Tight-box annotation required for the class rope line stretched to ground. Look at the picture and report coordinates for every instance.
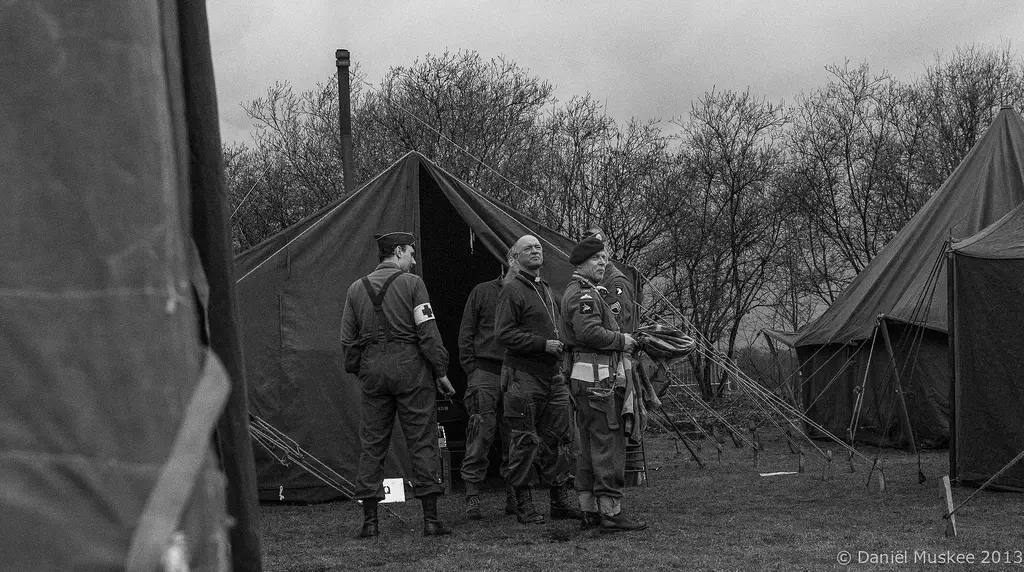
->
[249,414,405,522]
[639,280,874,464]
[945,448,1024,519]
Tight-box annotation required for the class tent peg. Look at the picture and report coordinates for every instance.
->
[941,475,958,537]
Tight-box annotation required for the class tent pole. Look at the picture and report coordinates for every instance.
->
[947,249,957,484]
[847,322,879,444]
[878,316,918,454]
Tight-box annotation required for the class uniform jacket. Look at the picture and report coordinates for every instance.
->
[560,273,626,352]
[602,263,639,334]
[494,270,560,377]
[560,273,627,384]
[458,277,506,375]
[340,261,449,377]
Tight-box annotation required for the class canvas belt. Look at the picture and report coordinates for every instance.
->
[361,270,403,344]
[569,349,619,384]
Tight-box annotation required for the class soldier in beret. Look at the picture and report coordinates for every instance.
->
[581,227,640,335]
[340,231,456,538]
[560,235,647,533]
[583,227,646,484]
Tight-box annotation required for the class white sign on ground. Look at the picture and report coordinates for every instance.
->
[381,478,406,503]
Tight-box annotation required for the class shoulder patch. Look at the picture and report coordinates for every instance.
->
[580,293,593,300]
[580,301,594,315]
[413,302,435,325]
[615,286,623,296]
[610,301,622,315]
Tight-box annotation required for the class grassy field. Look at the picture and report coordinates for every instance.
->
[259,430,1024,571]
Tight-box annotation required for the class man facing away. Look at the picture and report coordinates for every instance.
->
[340,231,456,538]
[560,235,647,532]
[457,247,519,520]
[494,235,581,524]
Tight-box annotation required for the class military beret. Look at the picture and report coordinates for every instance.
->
[374,231,415,250]
[570,236,605,265]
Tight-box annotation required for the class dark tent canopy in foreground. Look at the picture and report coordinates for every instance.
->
[950,200,1024,490]
[767,107,1024,448]
[235,151,581,502]
[2,1,263,569]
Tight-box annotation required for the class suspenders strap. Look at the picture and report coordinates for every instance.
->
[360,270,404,343]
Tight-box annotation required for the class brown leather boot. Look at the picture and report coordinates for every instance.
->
[358,499,379,538]
[422,494,452,536]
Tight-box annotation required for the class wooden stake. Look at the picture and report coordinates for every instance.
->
[876,468,886,492]
[712,425,726,444]
[749,421,760,466]
[798,450,806,473]
[786,427,800,454]
[730,429,743,448]
[848,450,856,473]
[824,450,833,481]
[941,475,957,537]
[749,420,762,450]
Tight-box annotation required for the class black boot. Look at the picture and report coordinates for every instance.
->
[515,487,545,524]
[599,512,648,533]
[580,511,601,529]
[358,499,379,538]
[464,494,483,521]
[504,484,517,515]
[422,494,452,536]
[549,484,582,520]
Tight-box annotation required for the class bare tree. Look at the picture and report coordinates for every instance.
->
[361,50,554,194]
[660,88,788,399]
[223,69,379,251]
[783,62,927,301]
[913,43,1024,189]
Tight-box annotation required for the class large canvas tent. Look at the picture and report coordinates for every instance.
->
[949,200,1024,490]
[1,0,261,569]
[236,151,581,502]
[767,107,1024,448]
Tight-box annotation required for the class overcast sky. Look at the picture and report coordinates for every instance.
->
[208,1,1023,146]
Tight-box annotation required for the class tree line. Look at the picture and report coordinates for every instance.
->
[224,45,1024,398]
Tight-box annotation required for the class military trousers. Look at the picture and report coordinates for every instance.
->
[571,379,626,501]
[501,366,574,489]
[354,343,444,500]
[459,369,506,490]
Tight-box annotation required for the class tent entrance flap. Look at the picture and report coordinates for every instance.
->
[418,167,506,399]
